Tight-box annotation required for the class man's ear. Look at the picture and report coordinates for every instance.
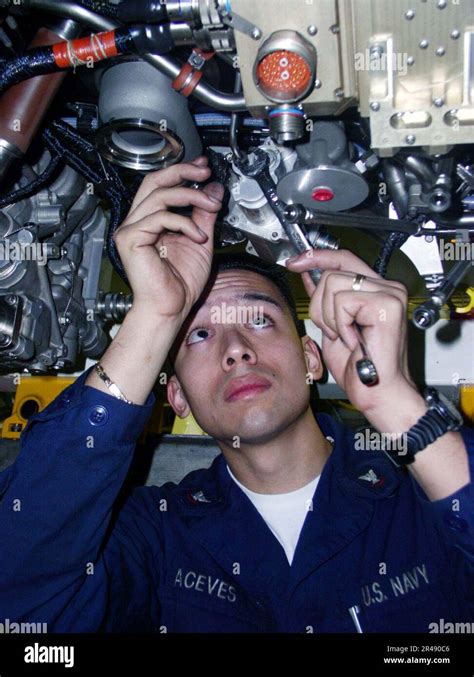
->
[301,335,324,381]
[167,375,191,418]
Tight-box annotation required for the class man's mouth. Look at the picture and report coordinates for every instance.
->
[224,375,272,402]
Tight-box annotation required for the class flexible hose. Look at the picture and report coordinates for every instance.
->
[0,24,174,95]
[26,0,247,111]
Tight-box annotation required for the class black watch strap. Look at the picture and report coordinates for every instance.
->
[405,408,449,457]
[382,390,463,467]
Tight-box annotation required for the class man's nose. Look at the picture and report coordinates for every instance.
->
[221,330,257,370]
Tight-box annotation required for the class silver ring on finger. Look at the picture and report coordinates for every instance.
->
[351,273,366,291]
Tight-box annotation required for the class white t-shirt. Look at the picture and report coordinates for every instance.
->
[227,465,320,565]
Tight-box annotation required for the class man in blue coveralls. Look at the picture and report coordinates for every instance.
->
[0,157,472,633]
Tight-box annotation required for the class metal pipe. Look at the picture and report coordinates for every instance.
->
[383,160,408,218]
[29,0,247,111]
[404,155,437,191]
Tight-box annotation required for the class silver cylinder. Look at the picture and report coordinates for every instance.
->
[97,60,202,171]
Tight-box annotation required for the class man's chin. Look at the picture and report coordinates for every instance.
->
[215,409,291,446]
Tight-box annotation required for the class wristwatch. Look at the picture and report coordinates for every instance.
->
[383,387,464,466]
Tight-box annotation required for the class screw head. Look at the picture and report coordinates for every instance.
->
[307,24,318,36]
[314,78,322,89]
[407,56,415,66]
[406,134,416,145]
[370,101,380,111]
[251,27,261,40]
[433,97,444,107]
[437,0,447,8]
[436,46,445,57]
[451,29,460,40]
[330,24,340,34]
[334,88,344,98]
[271,231,279,240]
[419,39,429,49]
[370,45,383,58]
[405,9,415,20]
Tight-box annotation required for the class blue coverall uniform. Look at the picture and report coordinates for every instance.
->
[0,365,473,633]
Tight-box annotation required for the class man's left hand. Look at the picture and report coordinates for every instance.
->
[287,248,420,421]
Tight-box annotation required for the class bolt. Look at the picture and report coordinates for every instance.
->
[451,29,460,40]
[419,39,429,49]
[314,78,322,89]
[370,101,380,111]
[5,295,16,305]
[271,231,279,240]
[436,46,445,57]
[334,88,344,99]
[405,9,415,20]
[433,97,444,107]
[407,56,415,66]
[406,134,416,145]
[370,45,383,59]
[307,24,318,36]
[251,27,261,40]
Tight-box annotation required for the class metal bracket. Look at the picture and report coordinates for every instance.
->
[218,5,262,40]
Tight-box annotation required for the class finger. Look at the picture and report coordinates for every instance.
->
[191,182,224,254]
[333,290,406,356]
[129,163,212,213]
[114,210,208,249]
[125,185,222,225]
[190,155,209,167]
[287,248,380,279]
[300,270,318,298]
[322,272,403,337]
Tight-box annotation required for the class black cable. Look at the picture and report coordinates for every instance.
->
[42,120,133,286]
[0,24,174,95]
[0,154,63,207]
[75,0,119,19]
[373,231,410,277]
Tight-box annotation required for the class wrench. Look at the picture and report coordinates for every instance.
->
[234,150,379,387]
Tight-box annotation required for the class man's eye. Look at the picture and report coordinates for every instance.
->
[186,327,211,345]
[249,315,273,329]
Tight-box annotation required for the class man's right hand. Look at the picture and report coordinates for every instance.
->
[113,156,224,322]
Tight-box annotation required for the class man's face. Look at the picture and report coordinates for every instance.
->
[168,269,321,446]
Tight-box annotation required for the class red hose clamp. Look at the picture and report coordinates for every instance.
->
[172,48,215,97]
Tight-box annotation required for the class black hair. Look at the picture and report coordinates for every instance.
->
[209,252,305,336]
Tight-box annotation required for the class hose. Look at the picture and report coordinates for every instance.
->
[25,0,247,111]
[0,24,174,95]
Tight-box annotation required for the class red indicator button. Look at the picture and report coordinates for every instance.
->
[312,187,334,202]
